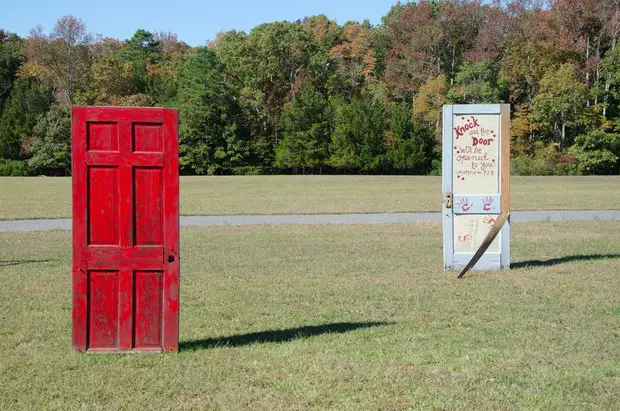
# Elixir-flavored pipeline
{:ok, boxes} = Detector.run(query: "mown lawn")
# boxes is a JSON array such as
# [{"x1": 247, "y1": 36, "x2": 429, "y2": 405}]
[
  {"x1": 1, "y1": 175, "x2": 619, "y2": 220},
  {"x1": 1, "y1": 221, "x2": 619, "y2": 409}
]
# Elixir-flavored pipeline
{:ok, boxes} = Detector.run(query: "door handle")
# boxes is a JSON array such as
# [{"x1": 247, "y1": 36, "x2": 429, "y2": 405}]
[
  {"x1": 167, "y1": 248, "x2": 178, "y2": 264},
  {"x1": 445, "y1": 192, "x2": 452, "y2": 209}
]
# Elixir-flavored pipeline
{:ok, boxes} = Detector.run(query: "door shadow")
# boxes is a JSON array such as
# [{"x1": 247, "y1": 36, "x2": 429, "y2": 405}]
[
  {"x1": 511, "y1": 254, "x2": 620, "y2": 269},
  {"x1": 179, "y1": 321, "x2": 391, "y2": 351},
  {"x1": 0, "y1": 259, "x2": 53, "y2": 267}
]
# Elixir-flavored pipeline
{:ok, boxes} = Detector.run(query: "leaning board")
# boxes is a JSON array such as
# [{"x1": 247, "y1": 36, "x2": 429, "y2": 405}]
[{"x1": 442, "y1": 104, "x2": 510, "y2": 270}]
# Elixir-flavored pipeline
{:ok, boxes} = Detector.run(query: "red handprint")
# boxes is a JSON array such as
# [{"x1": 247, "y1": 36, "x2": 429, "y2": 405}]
[
  {"x1": 457, "y1": 198, "x2": 472, "y2": 212},
  {"x1": 458, "y1": 234, "x2": 473, "y2": 242},
  {"x1": 482, "y1": 197, "x2": 494, "y2": 211}
]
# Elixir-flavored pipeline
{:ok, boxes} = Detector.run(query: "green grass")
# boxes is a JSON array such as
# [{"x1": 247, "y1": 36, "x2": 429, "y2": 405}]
[
  {"x1": 1, "y1": 221, "x2": 619, "y2": 409},
  {"x1": 1, "y1": 175, "x2": 619, "y2": 220}
]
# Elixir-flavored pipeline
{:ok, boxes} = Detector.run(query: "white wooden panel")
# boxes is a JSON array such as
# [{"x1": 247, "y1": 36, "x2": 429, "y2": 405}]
[
  {"x1": 453, "y1": 194, "x2": 501, "y2": 214},
  {"x1": 452, "y1": 104, "x2": 502, "y2": 114},
  {"x1": 452, "y1": 114, "x2": 500, "y2": 195},
  {"x1": 453, "y1": 252, "x2": 501, "y2": 270},
  {"x1": 453, "y1": 214, "x2": 501, "y2": 253}
]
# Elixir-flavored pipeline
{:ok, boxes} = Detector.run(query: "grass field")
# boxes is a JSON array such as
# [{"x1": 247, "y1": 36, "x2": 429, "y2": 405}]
[
  {"x1": 1, "y1": 221, "x2": 619, "y2": 409},
  {"x1": 1, "y1": 175, "x2": 619, "y2": 220}
]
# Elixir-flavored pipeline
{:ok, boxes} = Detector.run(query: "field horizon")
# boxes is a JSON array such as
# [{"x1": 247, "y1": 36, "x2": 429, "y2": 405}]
[{"x1": 1, "y1": 175, "x2": 618, "y2": 220}]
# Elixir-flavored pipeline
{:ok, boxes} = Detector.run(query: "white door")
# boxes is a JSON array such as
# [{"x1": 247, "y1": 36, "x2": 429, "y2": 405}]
[{"x1": 442, "y1": 104, "x2": 510, "y2": 270}]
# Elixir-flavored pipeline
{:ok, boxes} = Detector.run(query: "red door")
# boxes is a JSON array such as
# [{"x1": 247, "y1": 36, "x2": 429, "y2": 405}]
[{"x1": 71, "y1": 107, "x2": 179, "y2": 352}]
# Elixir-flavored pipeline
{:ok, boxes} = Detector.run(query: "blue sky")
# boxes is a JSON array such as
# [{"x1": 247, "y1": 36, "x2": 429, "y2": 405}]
[{"x1": 4, "y1": 0, "x2": 400, "y2": 46}]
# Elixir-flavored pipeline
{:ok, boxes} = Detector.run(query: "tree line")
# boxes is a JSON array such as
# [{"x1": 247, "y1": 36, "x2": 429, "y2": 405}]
[{"x1": 1, "y1": 0, "x2": 619, "y2": 176}]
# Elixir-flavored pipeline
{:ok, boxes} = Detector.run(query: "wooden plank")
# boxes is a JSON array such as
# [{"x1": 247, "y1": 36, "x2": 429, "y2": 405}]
[
  {"x1": 454, "y1": 252, "x2": 501, "y2": 270},
  {"x1": 88, "y1": 271, "x2": 119, "y2": 349},
  {"x1": 500, "y1": 104, "x2": 511, "y2": 269},
  {"x1": 500, "y1": 104, "x2": 511, "y2": 214},
  {"x1": 88, "y1": 167, "x2": 118, "y2": 245},
  {"x1": 134, "y1": 271, "x2": 163, "y2": 348},
  {"x1": 72, "y1": 106, "x2": 88, "y2": 352},
  {"x1": 85, "y1": 152, "x2": 164, "y2": 167},
  {"x1": 86, "y1": 246, "x2": 164, "y2": 270},
  {"x1": 452, "y1": 104, "x2": 501, "y2": 114},
  {"x1": 118, "y1": 269, "x2": 133, "y2": 350},
  {"x1": 134, "y1": 168, "x2": 163, "y2": 246},
  {"x1": 162, "y1": 108, "x2": 180, "y2": 352},
  {"x1": 442, "y1": 105, "x2": 454, "y2": 270},
  {"x1": 118, "y1": 121, "x2": 133, "y2": 249},
  {"x1": 84, "y1": 106, "x2": 164, "y2": 123}
]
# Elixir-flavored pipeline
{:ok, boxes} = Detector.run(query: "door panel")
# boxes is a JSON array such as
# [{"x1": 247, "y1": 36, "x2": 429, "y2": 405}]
[
  {"x1": 88, "y1": 167, "x2": 118, "y2": 245},
  {"x1": 72, "y1": 106, "x2": 179, "y2": 353},
  {"x1": 87, "y1": 122, "x2": 118, "y2": 151},
  {"x1": 453, "y1": 214, "x2": 501, "y2": 253},
  {"x1": 133, "y1": 124, "x2": 162, "y2": 152},
  {"x1": 134, "y1": 167, "x2": 163, "y2": 245},
  {"x1": 134, "y1": 271, "x2": 163, "y2": 348},
  {"x1": 88, "y1": 271, "x2": 118, "y2": 349}
]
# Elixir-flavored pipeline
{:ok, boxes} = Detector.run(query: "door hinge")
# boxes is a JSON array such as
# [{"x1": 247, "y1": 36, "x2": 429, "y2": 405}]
[{"x1": 445, "y1": 192, "x2": 452, "y2": 209}]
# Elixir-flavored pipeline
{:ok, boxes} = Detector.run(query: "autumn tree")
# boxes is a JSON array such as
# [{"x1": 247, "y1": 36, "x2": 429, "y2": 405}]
[
  {"x1": 499, "y1": 3, "x2": 580, "y2": 108},
  {"x1": 20, "y1": 16, "x2": 93, "y2": 106},
  {"x1": 383, "y1": 1, "x2": 443, "y2": 98},
  {"x1": 301, "y1": 15, "x2": 340, "y2": 94},
  {"x1": 413, "y1": 74, "x2": 450, "y2": 139},
  {"x1": 328, "y1": 22, "x2": 376, "y2": 99},
  {"x1": 551, "y1": 0, "x2": 612, "y2": 110},
  {"x1": 215, "y1": 22, "x2": 314, "y2": 151}
]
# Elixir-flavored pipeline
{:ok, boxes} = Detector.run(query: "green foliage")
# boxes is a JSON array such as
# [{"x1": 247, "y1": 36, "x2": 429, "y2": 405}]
[
  {"x1": 450, "y1": 61, "x2": 507, "y2": 104},
  {"x1": 275, "y1": 86, "x2": 330, "y2": 171},
  {"x1": 0, "y1": 30, "x2": 24, "y2": 112},
  {"x1": 329, "y1": 86, "x2": 388, "y2": 172},
  {"x1": 117, "y1": 29, "x2": 160, "y2": 94},
  {"x1": 530, "y1": 64, "x2": 588, "y2": 148},
  {"x1": 387, "y1": 102, "x2": 436, "y2": 173},
  {"x1": 0, "y1": 77, "x2": 51, "y2": 159},
  {"x1": 512, "y1": 143, "x2": 578, "y2": 176},
  {"x1": 568, "y1": 130, "x2": 620, "y2": 175},
  {"x1": 28, "y1": 108, "x2": 71, "y2": 175},
  {"x1": 176, "y1": 47, "x2": 253, "y2": 175},
  {"x1": 0, "y1": 158, "x2": 29, "y2": 176},
  {"x1": 1, "y1": 7, "x2": 620, "y2": 175}
]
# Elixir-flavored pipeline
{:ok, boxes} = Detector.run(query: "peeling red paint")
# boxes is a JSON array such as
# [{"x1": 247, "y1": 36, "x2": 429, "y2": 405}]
[{"x1": 72, "y1": 107, "x2": 179, "y2": 353}]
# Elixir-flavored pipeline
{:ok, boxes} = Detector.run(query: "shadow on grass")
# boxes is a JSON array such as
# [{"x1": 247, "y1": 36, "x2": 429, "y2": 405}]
[
  {"x1": 180, "y1": 321, "x2": 391, "y2": 351},
  {"x1": 0, "y1": 259, "x2": 53, "y2": 267},
  {"x1": 512, "y1": 253, "x2": 620, "y2": 269}
]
